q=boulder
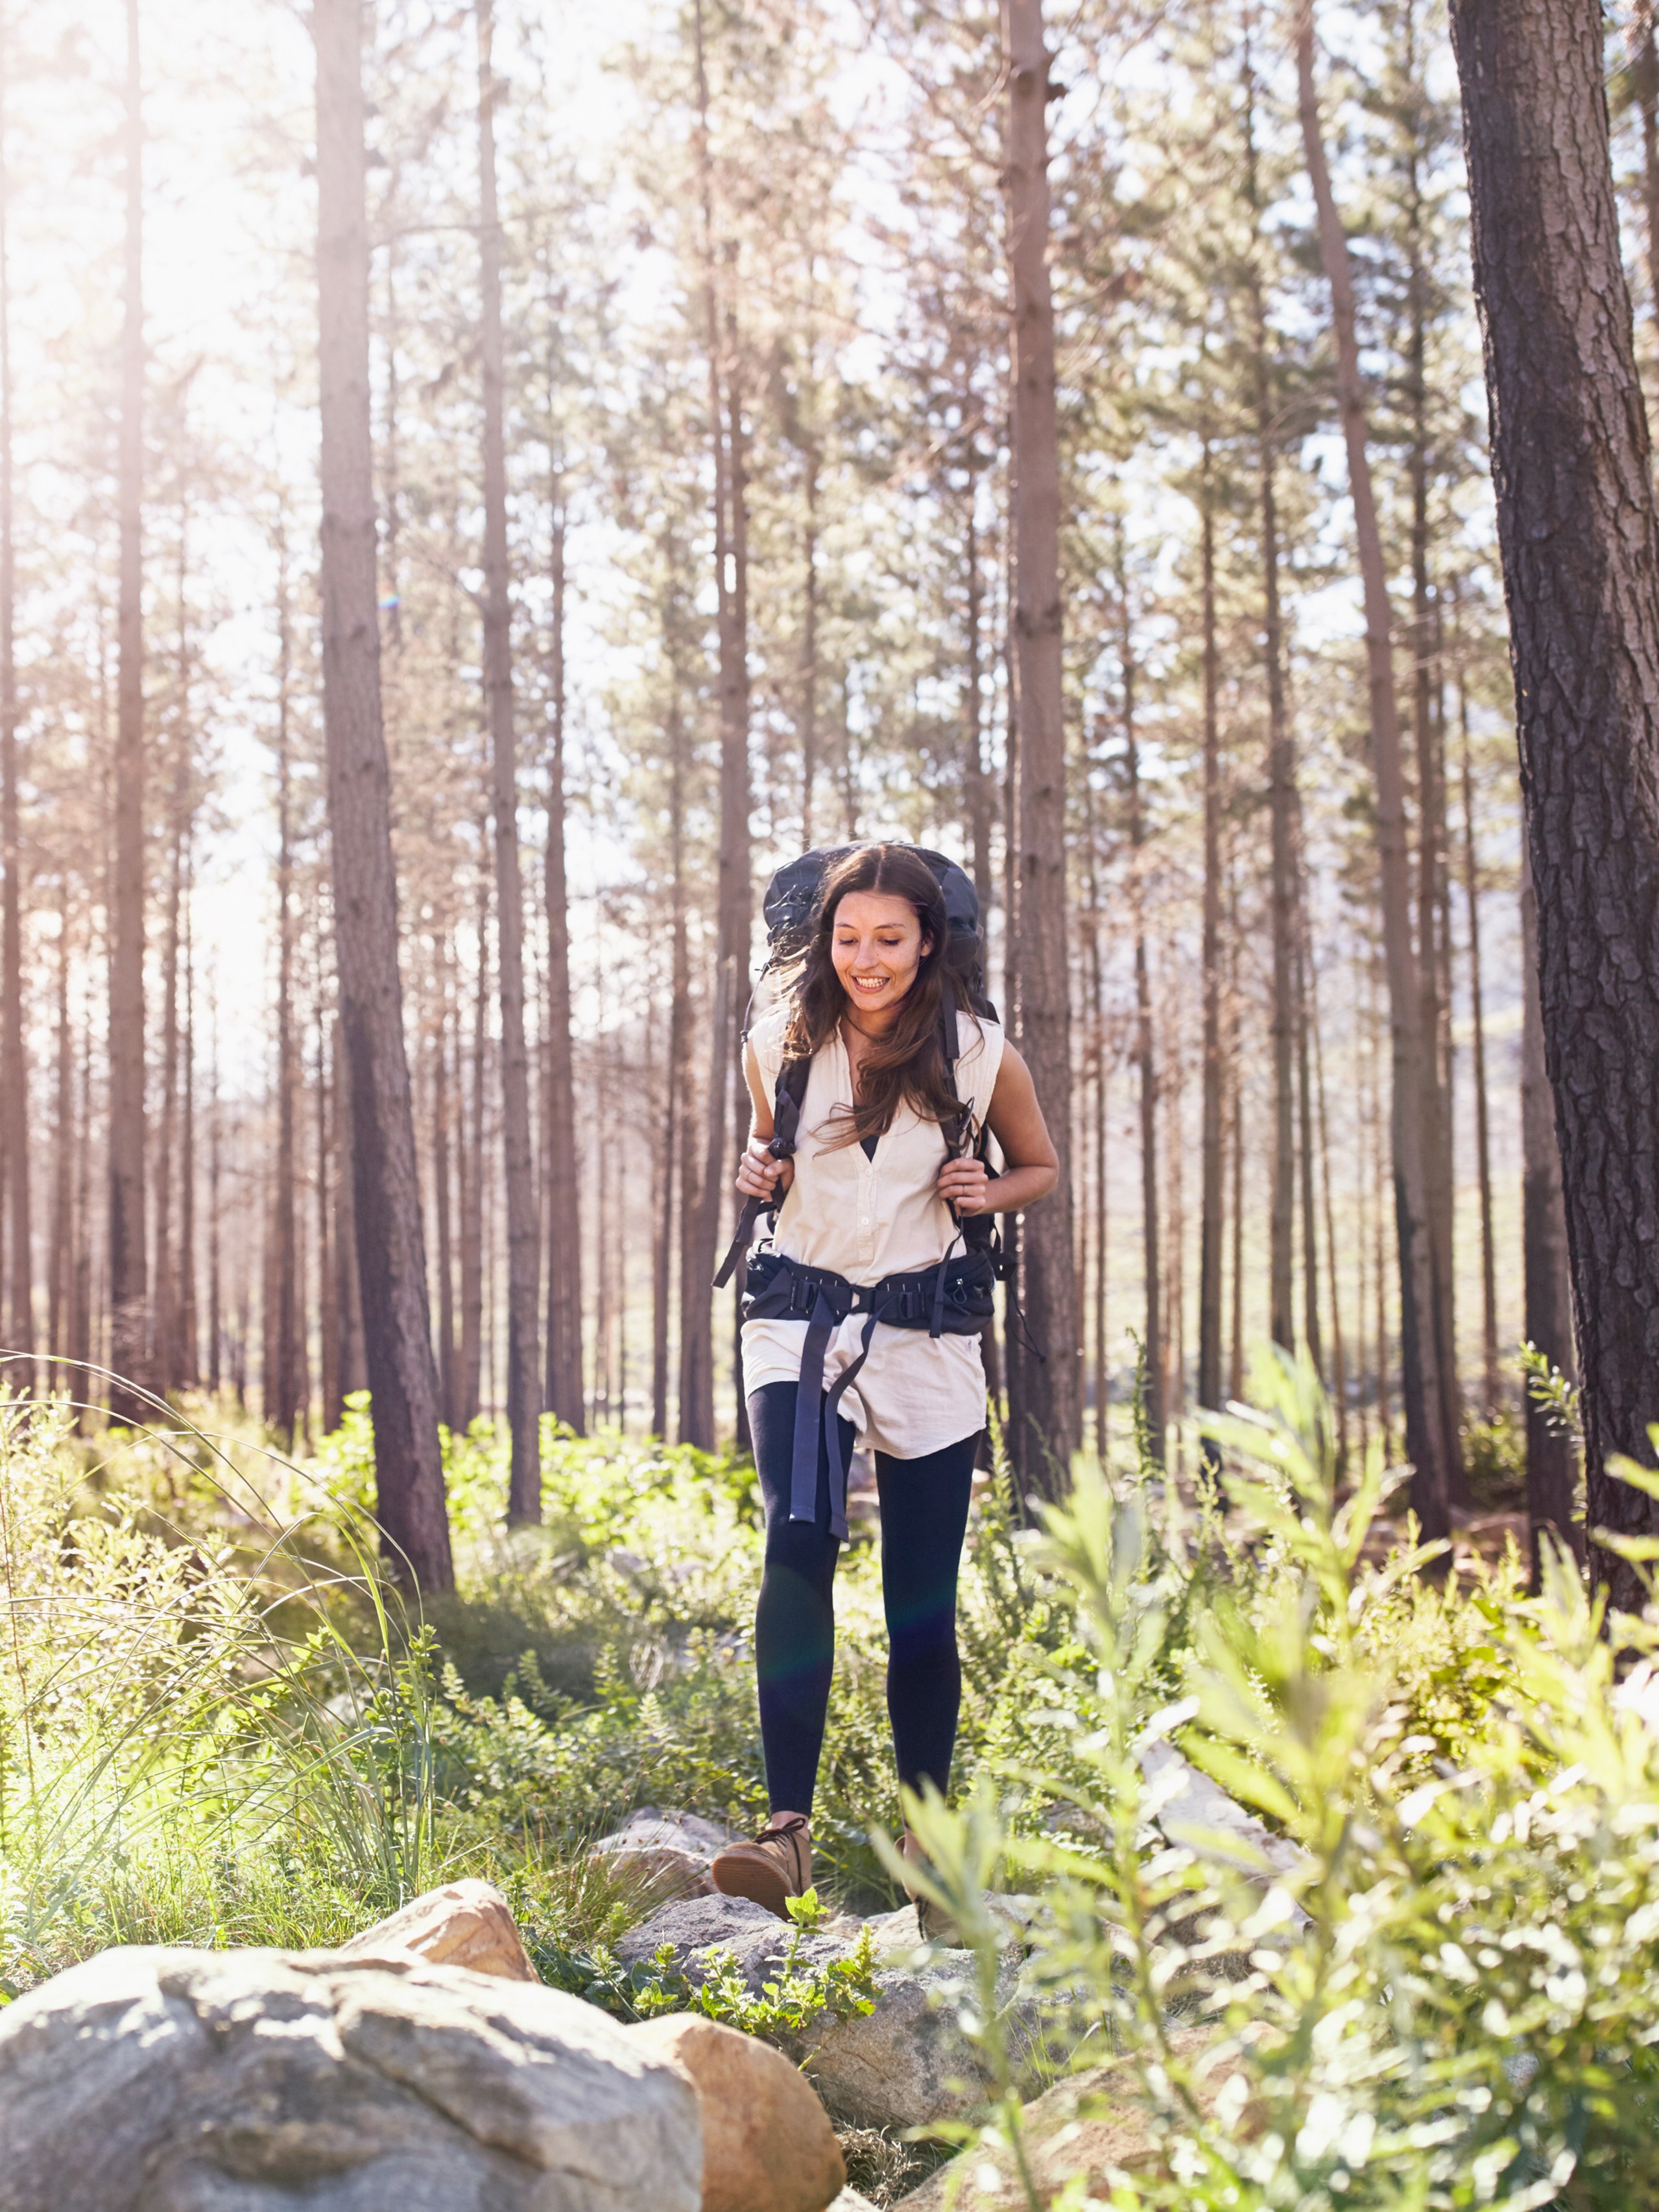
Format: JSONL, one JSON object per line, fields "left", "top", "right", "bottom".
{"left": 341, "top": 1875, "right": 537, "bottom": 1982}
{"left": 617, "top": 1894, "right": 848, "bottom": 1994}
{"left": 0, "top": 1943, "right": 702, "bottom": 2212}
{"left": 593, "top": 1809, "right": 738, "bottom": 1901}
{"left": 900, "top": 2027, "right": 1223, "bottom": 2211}
{"left": 626, "top": 2014, "right": 844, "bottom": 2212}
{"left": 796, "top": 1955, "right": 995, "bottom": 2130}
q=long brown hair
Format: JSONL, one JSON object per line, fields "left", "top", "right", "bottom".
{"left": 782, "top": 844, "right": 964, "bottom": 1148}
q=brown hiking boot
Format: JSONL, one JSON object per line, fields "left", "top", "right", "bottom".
{"left": 710, "top": 1815, "right": 812, "bottom": 1920}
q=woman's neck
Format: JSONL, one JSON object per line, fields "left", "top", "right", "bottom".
{"left": 841, "top": 1002, "right": 900, "bottom": 1041}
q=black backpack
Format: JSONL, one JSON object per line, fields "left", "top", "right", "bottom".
{"left": 714, "top": 844, "right": 1005, "bottom": 1289}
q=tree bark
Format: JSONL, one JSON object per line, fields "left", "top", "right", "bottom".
{"left": 1447, "top": 0, "right": 1659, "bottom": 1604}
{"left": 459, "top": 857, "right": 487, "bottom": 1429}
{"left": 313, "top": 0, "right": 451, "bottom": 1589}
{"left": 0, "top": 20, "right": 27, "bottom": 1375}
{"left": 666, "top": 696, "right": 691, "bottom": 1441}
{"left": 680, "top": 0, "right": 752, "bottom": 1453}
{"left": 1519, "top": 846, "right": 1579, "bottom": 1571}
{"left": 1197, "top": 437, "right": 1224, "bottom": 1425}
{"left": 1458, "top": 665, "right": 1499, "bottom": 1413}
{"left": 431, "top": 981, "right": 457, "bottom": 1432}
{"left": 331, "top": 1010, "right": 366, "bottom": 1403}
{"left": 269, "top": 551, "right": 299, "bottom": 1444}
{"left": 108, "top": 0, "right": 147, "bottom": 1421}
{"left": 542, "top": 453, "right": 582, "bottom": 1430}
{"left": 1297, "top": 9, "right": 1457, "bottom": 1540}
{"left": 475, "top": 0, "right": 540, "bottom": 1521}
{"left": 1123, "top": 593, "right": 1162, "bottom": 1462}
{"left": 1002, "top": 0, "right": 1078, "bottom": 1486}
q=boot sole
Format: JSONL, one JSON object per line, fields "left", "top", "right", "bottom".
{"left": 711, "top": 1851, "right": 792, "bottom": 1920}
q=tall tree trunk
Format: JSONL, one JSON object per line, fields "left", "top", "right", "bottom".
{"left": 475, "top": 0, "right": 540, "bottom": 1521}
{"left": 49, "top": 892, "right": 71, "bottom": 1390}
{"left": 331, "top": 1010, "right": 366, "bottom": 1403}
{"left": 542, "top": 460, "right": 582, "bottom": 1429}
{"left": 1448, "top": 0, "right": 1659, "bottom": 1602}
{"left": 460, "top": 861, "right": 487, "bottom": 1429}
{"left": 1261, "top": 388, "right": 1297, "bottom": 1359}
{"left": 270, "top": 554, "right": 299, "bottom": 1445}
{"left": 1002, "top": 0, "right": 1078, "bottom": 1486}
{"left": 207, "top": 1003, "right": 220, "bottom": 1398}
{"left": 681, "top": 0, "right": 752, "bottom": 1452}
{"left": 178, "top": 901, "right": 197, "bottom": 1387}
{"left": 651, "top": 988, "right": 671, "bottom": 1440}
{"left": 313, "top": 0, "right": 451, "bottom": 1590}
{"left": 1519, "top": 847, "right": 1578, "bottom": 1570}
{"left": 1311, "top": 948, "right": 1350, "bottom": 1463}
{"left": 108, "top": 0, "right": 147, "bottom": 1420}
{"left": 1123, "top": 606, "right": 1162, "bottom": 1460}
{"left": 800, "top": 432, "right": 820, "bottom": 851}
{"left": 1197, "top": 436, "right": 1224, "bottom": 1425}
{"left": 1297, "top": 10, "right": 1457, "bottom": 1540}
{"left": 0, "top": 20, "right": 26, "bottom": 1376}
{"left": 1458, "top": 664, "right": 1499, "bottom": 1414}
{"left": 1632, "top": 7, "right": 1659, "bottom": 363}
{"left": 1082, "top": 735, "right": 1109, "bottom": 1460}
{"left": 1295, "top": 876, "right": 1323, "bottom": 1375}
{"left": 432, "top": 980, "right": 457, "bottom": 1431}
{"left": 317, "top": 979, "right": 340, "bottom": 1433}
{"left": 964, "top": 478, "right": 993, "bottom": 917}
{"left": 666, "top": 697, "right": 691, "bottom": 1442}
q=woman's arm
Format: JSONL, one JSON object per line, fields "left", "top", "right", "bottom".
{"left": 937, "top": 1041, "right": 1059, "bottom": 1217}
{"left": 734, "top": 1038, "right": 797, "bottom": 1200}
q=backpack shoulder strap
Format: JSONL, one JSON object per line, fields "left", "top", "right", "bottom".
{"left": 712, "top": 1043, "right": 812, "bottom": 1289}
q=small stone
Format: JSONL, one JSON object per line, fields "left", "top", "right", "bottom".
{"left": 341, "top": 1875, "right": 537, "bottom": 1980}
{"left": 627, "top": 2014, "right": 844, "bottom": 2212}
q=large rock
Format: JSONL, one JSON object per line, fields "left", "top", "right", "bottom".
{"left": 342, "top": 1877, "right": 537, "bottom": 1982}
{"left": 593, "top": 1810, "right": 738, "bottom": 1901}
{"left": 900, "top": 2027, "right": 1223, "bottom": 2211}
{"left": 0, "top": 1944, "right": 702, "bottom": 2212}
{"left": 626, "top": 2014, "right": 844, "bottom": 2212}
{"left": 617, "top": 1894, "right": 848, "bottom": 1993}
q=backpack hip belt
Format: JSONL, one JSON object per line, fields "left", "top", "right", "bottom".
{"left": 741, "top": 1243, "right": 995, "bottom": 1541}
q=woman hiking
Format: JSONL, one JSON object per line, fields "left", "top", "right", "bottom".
{"left": 709, "top": 842, "right": 1059, "bottom": 1920}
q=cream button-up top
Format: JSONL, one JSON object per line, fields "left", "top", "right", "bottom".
{"left": 739, "top": 1003, "right": 1005, "bottom": 1460}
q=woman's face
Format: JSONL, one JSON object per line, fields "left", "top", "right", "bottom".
{"left": 831, "top": 890, "right": 932, "bottom": 1023}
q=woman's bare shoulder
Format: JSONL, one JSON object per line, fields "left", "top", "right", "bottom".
{"left": 746, "top": 1001, "right": 794, "bottom": 1075}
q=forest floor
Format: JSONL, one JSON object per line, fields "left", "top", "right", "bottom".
{"left": 0, "top": 1365, "right": 1652, "bottom": 2206}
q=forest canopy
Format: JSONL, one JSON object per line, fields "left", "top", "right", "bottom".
{"left": 0, "top": 0, "right": 1655, "bottom": 1594}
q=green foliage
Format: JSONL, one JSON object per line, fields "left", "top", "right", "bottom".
{"left": 531, "top": 1920, "right": 879, "bottom": 2047}
{"left": 900, "top": 1348, "right": 1659, "bottom": 2210}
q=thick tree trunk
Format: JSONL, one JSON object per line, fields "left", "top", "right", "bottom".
{"left": 108, "top": 0, "right": 147, "bottom": 1421}
{"left": 475, "top": 0, "right": 540, "bottom": 1521}
{"left": 1448, "top": 0, "right": 1659, "bottom": 1604}
{"left": 313, "top": 0, "right": 451, "bottom": 1590}
{"left": 1002, "top": 0, "right": 1078, "bottom": 1486}
{"left": 1197, "top": 440, "right": 1223, "bottom": 1423}
{"left": 1519, "top": 848, "right": 1579, "bottom": 1571}
{"left": 542, "top": 488, "right": 582, "bottom": 1430}
{"left": 1297, "top": 11, "right": 1457, "bottom": 1540}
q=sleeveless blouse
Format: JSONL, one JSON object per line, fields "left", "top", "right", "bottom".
{"left": 741, "top": 1005, "right": 1005, "bottom": 1460}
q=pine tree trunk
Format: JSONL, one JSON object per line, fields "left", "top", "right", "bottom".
{"left": 801, "top": 437, "right": 820, "bottom": 853}
{"left": 270, "top": 573, "right": 299, "bottom": 1445}
{"left": 318, "top": 986, "right": 340, "bottom": 1433}
{"left": 1125, "top": 640, "right": 1162, "bottom": 1460}
{"left": 475, "top": 0, "right": 540, "bottom": 1521}
{"left": 460, "top": 863, "right": 487, "bottom": 1430}
{"left": 681, "top": 0, "right": 752, "bottom": 1453}
{"left": 542, "top": 487, "right": 582, "bottom": 1430}
{"left": 1631, "top": 10, "right": 1659, "bottom": 359}
{"left": 1295, "top": 891, "right": 1323, "bottom": 1374}
{"left": 1197, "top": 438, "right": 1224, "bottom": 1423}
{"left": 964, "top": 486, "right": 993, "bottom": 918}
{"left": 1297, "top": 10, "right": 1457, "bottom": 1540}
{"left": 49, "top": 895, "right": 71, "bottom": 1390}
{"left": 1261, "top": 394, "right": 1297, "bottom": 1358}
{"left": 331, "top": 1011, "right": 366, "bottom": 1402}
{"left": 1518, "top": 847, "right": 1578, "bottom": 1571}
{"left": 1003, "top": 0, "right": 1078, "bottom": 1486}
{"left": 313, "top": 0, "right": 451, "bottom": 1590}
{"left": 1448, "top": 0, "right": 1659, "bottom": 1602}
{"left": 108, "top": 0, "right": 147, "bottom": 1421}
{"left": 667, "top": 702, "right": 694, "bottom": 1444}
{"left": 1458, "top": 669, "right": 1499, "bottom": 1414}
{"left": 432, "top": 985, "right": 457, "bottom": 1432}
{"left": 0, "top": 29, "right": 27, "bottom": 1376}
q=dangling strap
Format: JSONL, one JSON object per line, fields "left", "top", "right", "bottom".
{"left": 794, "top": 1300, "right": 890, "bottom": 1543}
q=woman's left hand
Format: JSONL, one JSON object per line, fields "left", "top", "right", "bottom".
{"left": 938, "top": 1155, "right": 991, "bottom": 1215}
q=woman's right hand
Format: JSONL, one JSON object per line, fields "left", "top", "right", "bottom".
{"left": 735, "top": 1139, "right": 794, "bottom": 1200}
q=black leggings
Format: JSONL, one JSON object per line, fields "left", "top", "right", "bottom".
{"left": 748, "top": 1378, "right": 978, "bottom": 1818}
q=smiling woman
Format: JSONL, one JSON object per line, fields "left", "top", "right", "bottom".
{"left": 706, "top": 842, "right": 1058, "bottom": 1926}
